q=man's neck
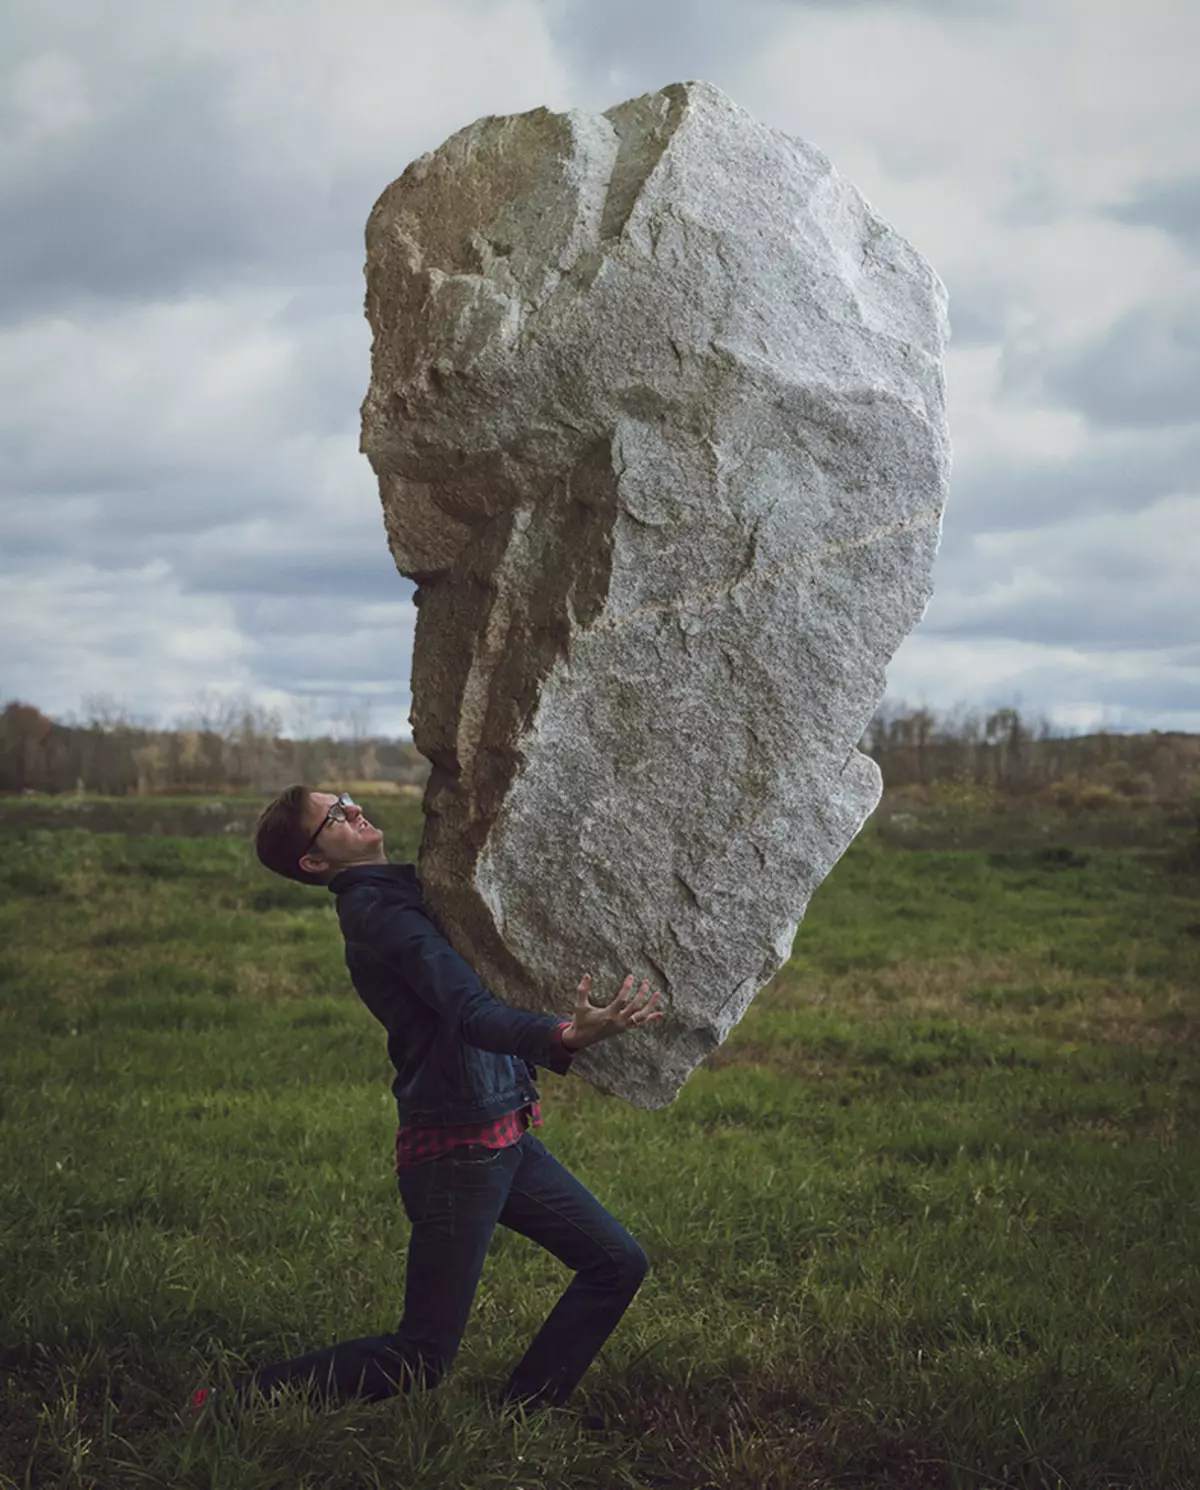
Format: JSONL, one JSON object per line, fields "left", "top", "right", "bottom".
{"left": 327, "top": 848, "right": 390, "bottom": 878}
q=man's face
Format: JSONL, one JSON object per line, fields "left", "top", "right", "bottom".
{"left": 298, "top": 791, "right": 386, "bottom": 878}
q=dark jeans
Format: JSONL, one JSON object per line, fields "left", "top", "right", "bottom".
{"left": 236, "top": 1133, "right": 648, "bottom": 1410}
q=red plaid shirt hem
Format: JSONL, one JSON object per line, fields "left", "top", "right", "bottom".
{"left": 395, "top": 1021, "right": 573, "bottom": 1170}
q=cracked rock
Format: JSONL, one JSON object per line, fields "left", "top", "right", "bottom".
{"left": 360, "top": 81, "right": 951, "bottom": 1107}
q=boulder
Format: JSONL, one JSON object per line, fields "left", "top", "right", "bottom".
{"left": 360, "top": 81, "right": 951, "bottom": 1107}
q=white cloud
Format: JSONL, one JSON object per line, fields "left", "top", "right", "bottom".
{"left": 1, "top": 51, "right": 94, "bottom": 173}
{"left": 944, "top": 345, "right": 1088, "bottom": 469}
{"left": 5, "top": 560, "right": 248, "bottom": 723}
{"left": 925, "top": 493, "right": 1200, "bottom": 644}
{"left": 4, "top": 556, "right": 417, "bottom": 734}
{"left": 0, "top": 294, "right": 306, "bottom": 491}
{"left": 185, "top": 0, "right": 574, "bottom": 181}
{"left": 886, "top": 632, "right": 1200, "bottom": 733}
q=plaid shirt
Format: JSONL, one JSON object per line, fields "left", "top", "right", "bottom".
{"left": 395, "top": 1021, "right": 573, "bottom": 1170}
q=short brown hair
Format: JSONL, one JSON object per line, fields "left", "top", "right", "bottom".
{"left": 254, "top": 784, "right": 326, "bottom": 886}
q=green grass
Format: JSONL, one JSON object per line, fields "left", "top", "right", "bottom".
{"left": 1, "top": 799, "right": 1198, "bottom": 1488}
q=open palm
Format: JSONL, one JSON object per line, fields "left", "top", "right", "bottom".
{"left": 561, "top": 973, "right": 664, "bottom": 1052}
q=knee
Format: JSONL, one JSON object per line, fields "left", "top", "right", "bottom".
{"left": 614, "top": 1239, "right": 650, "bottom": 1295}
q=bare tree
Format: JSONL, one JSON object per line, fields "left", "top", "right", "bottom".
{"left": 0, "top": 701, "right": 57, "bottom": 791}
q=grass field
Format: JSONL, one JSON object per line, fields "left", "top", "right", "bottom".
{"left": 1, "top": 795, "right": 1198, "bottom": 1489}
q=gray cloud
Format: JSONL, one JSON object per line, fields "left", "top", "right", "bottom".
{"left": 0, "top": 295, "right": 372, "bottom": 527}
{"left": 538, "top": 0, "right": 784, "bottom": 102}
{"left": 945, "top": 276, "right": 1010, "bottom": 346}
{"left": 0, "top": 488, "right": 403, "bottom": 604}
{"left": 0, "top": 57, "right": 370, "bottom": 322}
{"left": 1010, "top": 660, "right": 1200, "bottom": 719}
{"left": 1, "top": 471, "right": 326, "bottom": 552}
{"left": 920, "top": 482, "right": 1199, "bottom": 659}
{"left": 941, "top": 428, "right": 1200, "bottom": 541}
{"left": 1106, "top": 174, "right": 1200, "bottom": 255}
{"left": 999, "top": 165, "right": 1065, "bottom": 228}
{"left": 237, "top": 595, "right": 417, "bottom": 707}
{"left": 184, "top": 550, "right": 410, "bottom": 604}
{"left": 922, "top": 583, "right": 1193, "bottom": 653}
{"left": 1037, "top": 304, "right": 1200, "bottom": 430}
{"left": 541, "top": 0, "right": 1007, "bottom": 100}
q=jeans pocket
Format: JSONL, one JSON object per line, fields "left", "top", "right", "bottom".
{"left": 450, "top": 1144, "right": 509, "bottom": 1167}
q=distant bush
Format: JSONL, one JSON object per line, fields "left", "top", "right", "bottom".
{"left": 925, "top": 779, "right": 1002, "bottom": 811}
{"left": 865, "top": 703, "right": 1200, "bottom": 806}
{"left": 1037, "top": 780, "right": 1127, "bottom": 811}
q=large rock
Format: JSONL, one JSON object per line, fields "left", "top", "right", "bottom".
{"left": 360, "top": 81, "right": 950, "bottom": 1107}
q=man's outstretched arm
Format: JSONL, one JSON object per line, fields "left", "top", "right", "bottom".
{"left": 359, "top": 898, "right": 571, "bottom": 1064}
{"left": 358, "top": 899, "right": 661, "bottom": 1063}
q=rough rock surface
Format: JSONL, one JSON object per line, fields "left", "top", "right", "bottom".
{"left": 360, "top": 81, "right": 951, "bottom": 1108}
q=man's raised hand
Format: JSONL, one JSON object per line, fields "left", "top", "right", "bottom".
{"left": 561, "top": 973, "right": 664, "bottom": 1053}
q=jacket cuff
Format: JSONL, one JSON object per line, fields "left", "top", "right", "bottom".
{"left": 544, "top": 1019, "right": 575, "bottom": 1074}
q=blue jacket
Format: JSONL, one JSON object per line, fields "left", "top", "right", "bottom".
{"left": 328, "top": 862, "right": 573, "bottom": 1126}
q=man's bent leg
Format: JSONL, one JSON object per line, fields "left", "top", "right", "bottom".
{"left": 235, "top": 1145, "right": 520, "bottom": 1406}
{"left": 389, "top": 1144, "right": 519, "bottom": 1389}
{"left": 496, "top": 1134, "right": 649, "bottom": 1409}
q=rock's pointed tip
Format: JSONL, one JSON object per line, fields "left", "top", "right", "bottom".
{"left": 656, "top": 79, "right": 733, "bottom": 107}
{"left": 603, "top": 78, "right": 734, "bottom": 121}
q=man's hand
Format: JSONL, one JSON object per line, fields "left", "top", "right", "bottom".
{"left": 561, "top": 973, "right": 664, "bottom": 1053}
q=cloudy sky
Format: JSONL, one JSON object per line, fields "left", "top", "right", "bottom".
{"left": 4, "top": 0, "right": 1197, "bottom": 738}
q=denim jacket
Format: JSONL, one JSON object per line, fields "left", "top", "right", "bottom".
{"left": 328, "top": 862, "right": 572, "bottom": 1126}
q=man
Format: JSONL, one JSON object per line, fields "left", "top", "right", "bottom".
{"left": 225, "top": 784, "right": 663, "bottom": 1415}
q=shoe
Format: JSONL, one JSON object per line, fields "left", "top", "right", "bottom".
{"left": 189, "top": 1386, "right": 215, "bottom": 1417}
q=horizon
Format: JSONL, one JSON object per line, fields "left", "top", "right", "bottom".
{"left": 5, "top": 692, "right": 1197, "bottom": 746}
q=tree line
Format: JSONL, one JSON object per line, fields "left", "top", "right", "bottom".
{"left": 2, "top": 696, "right": 1197, "bottom": 805}
{"left": 0, "top": 698, "right": 427, "bottom": 797}
{"left": 863, "top": 704, "right": 1199, "bottom": 806}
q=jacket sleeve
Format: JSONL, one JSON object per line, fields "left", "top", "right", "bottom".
{"left": 358, "top": 895, "right": 574, "bottom": 1074}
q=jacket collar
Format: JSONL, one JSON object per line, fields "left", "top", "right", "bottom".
{"left": 327, "top": 861, "right": 419, "bottom": 896}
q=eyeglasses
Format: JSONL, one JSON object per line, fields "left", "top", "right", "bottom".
{"left": 299, "top": 792, "right": 356, "bottom": 862}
